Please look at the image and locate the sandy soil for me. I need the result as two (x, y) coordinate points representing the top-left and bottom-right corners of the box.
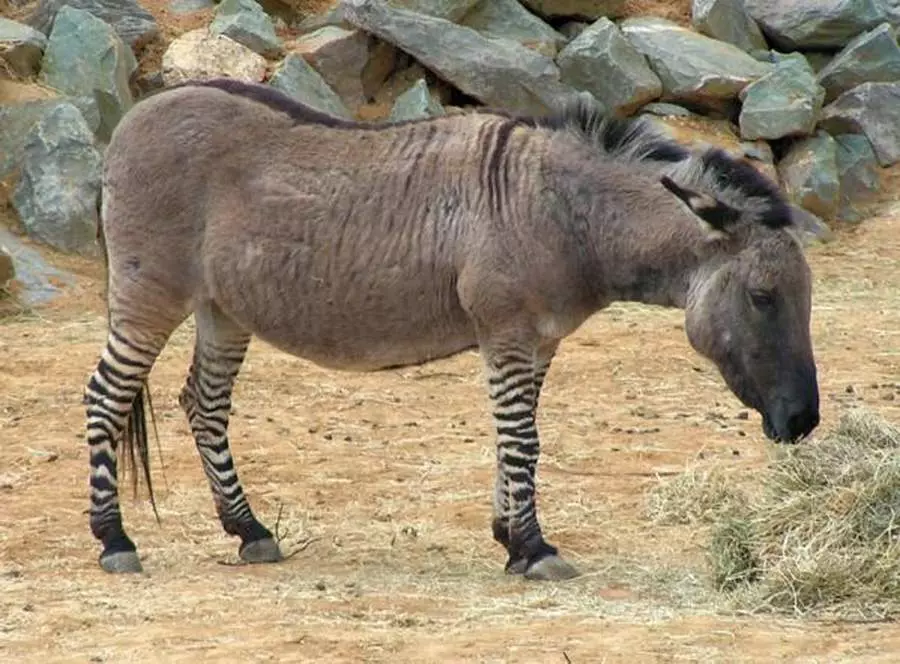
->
(2, 162), (900, 662)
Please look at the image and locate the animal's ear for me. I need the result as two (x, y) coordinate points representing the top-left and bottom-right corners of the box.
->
(660, 175), (741, 239)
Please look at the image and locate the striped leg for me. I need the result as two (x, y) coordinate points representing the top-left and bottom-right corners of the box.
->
(533, 341), (559, 413)
(484, 343), (578, 581)
(179, 304), (283, 564)
(85, 326), (170, 573)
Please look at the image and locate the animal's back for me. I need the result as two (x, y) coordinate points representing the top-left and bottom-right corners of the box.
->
(102, 84), (487, 368)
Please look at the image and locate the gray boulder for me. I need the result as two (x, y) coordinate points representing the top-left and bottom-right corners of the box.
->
(777, 130), (840, 219)
(834, 133), (880, 222)
(170, 0), (216, 14)
(788, 204), (834, 246)
(0, 227), (78, 306)
(0, 245), (14, 290)
(27, 0), (158, 49)
(387, 0), (480, 20)
(341, 0), (580, 115)
(819, 82), (900, 166)
(38, 6), (136, 143)
(291, 27), (396, 110)
(557, 18), (662, 115)
(268, 53), (353, 118)
(518, 1), (627, 20)
(744, 0), (885, 50)
(0, 18), (48, 77)
(11, 103), (103, 256)
(739, 56), (825, 140)
(816, 23), (900, 102)
(640, 102), (694, 117)
(691, 0), (768, 53)
(461, 0), (567, 57)
(620, 17), (772, 108)
(210, 0), (282, 57)
(389, 78), (445, 121)
(1, 97), (67, 178)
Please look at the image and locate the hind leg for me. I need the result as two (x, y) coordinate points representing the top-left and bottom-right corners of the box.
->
(85, 325), (173, 573)
(179, 303), (283, 564)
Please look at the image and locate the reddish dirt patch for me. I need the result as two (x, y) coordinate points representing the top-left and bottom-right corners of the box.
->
(624, 0), (692, 26)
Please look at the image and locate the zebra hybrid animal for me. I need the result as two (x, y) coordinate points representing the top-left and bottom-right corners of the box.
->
(84, 78), (819, 580)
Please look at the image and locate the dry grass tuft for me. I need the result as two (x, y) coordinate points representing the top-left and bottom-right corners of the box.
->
(645, 466), (743, 525)
(650, 409), (900, 619)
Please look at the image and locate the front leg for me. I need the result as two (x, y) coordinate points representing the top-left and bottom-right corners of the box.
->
(483, 344), (578, 581)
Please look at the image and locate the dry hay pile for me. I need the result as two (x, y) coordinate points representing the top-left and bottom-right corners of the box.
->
(648, 409), (900, 620)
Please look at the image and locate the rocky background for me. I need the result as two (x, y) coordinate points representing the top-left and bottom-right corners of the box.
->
(1, 0), (898, 303)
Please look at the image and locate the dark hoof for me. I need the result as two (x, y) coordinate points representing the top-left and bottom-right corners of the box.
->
(99, 550), (143, 574)
(524, 554), (579, 581)
(239, 537), (284, 564)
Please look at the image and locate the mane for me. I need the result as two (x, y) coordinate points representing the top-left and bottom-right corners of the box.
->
(522, 97), (794, 230)
(167, 79), (793, 230)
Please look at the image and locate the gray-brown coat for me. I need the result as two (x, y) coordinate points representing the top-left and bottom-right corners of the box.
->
(83, 79), (819, 581)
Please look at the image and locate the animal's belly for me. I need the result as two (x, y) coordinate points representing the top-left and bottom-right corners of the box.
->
(210, 263), (477, 371)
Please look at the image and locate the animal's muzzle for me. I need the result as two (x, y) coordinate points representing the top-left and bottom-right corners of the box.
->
(763, 399), (820, 443)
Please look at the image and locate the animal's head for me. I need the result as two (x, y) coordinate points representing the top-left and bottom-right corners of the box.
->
(660, 153), (819, 443)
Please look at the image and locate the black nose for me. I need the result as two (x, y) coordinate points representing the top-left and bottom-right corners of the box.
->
(770, 402), (819, 443)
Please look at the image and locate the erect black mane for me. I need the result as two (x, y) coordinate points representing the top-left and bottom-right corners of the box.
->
(169, 78), (792, 229)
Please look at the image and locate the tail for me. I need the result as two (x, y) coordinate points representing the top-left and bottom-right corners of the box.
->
(95, 188), (164, 523)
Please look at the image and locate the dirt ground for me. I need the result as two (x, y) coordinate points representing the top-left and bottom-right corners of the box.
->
(2, 163), (900, 662)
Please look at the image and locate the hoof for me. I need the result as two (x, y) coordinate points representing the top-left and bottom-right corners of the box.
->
(505, 556), (528, 575)
(99, 550), (143, 574)
(524, 554), (580, 581)
(239, 537), (284, 564)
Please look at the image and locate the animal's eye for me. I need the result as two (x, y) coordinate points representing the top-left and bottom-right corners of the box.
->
(749, 289), (775, 310)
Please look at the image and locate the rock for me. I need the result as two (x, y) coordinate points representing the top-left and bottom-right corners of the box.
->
(0, 246), (14, 289)
(291, 27), (395, 110)
(210, 0), (282, 57)
(559, 21), (589, 39)
(640, 101), (694, 117)
(557, 18), (662, 115)
(27, 0), (158, 49)
(268, 53), (352, 118)
(518, 0), (626, 20)
(0, 18), (48, 77)
(0, 227), (78, 305)
(1, 97), (65, 178)
(170, 0), (216, 14)
(777, 130), (840, 219)
(388, 78), (444, 121)
(819, 82), (900, 166)
(341, 0), (580, 115)
(620, 17), (772, 108)
(37, 6), (136, 143)
(834, 133), (881, 222)
(162, 28), (268, 86)
(816, 23), (900, 103)
(744, 0), (885, 50)
(295, 5), (352, 33)
(387, 0), (480, 20)
(788, 204), (834, 245)
(461, 0), (567, 57)
(739, 139), (775, 164)
(738, 139), (778, 182)
(11, 103), (103, 256)
(738, 56), (825, 140)
(691, 0), (768, 53)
